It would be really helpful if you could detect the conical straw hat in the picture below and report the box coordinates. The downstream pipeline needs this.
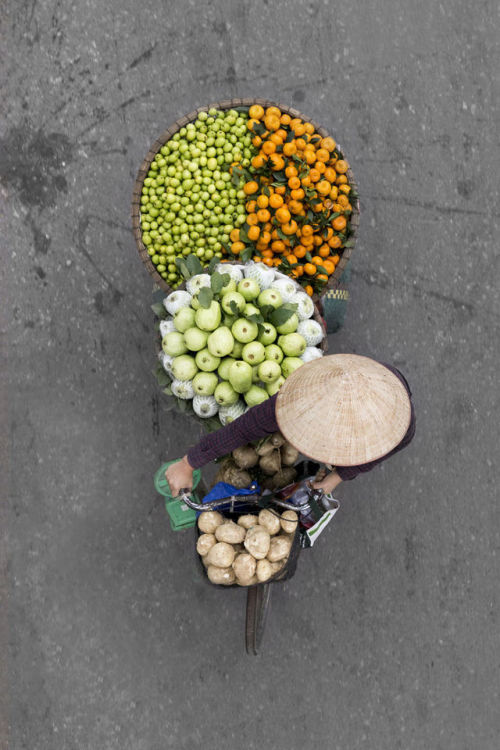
[275,354,411,466]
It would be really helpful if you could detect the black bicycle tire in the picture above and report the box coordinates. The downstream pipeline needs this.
[245,583,272,655]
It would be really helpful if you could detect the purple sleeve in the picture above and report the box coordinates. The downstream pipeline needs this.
[187,394,279,469]
[336,365,416,481]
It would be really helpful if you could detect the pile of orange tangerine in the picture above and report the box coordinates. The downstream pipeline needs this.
[226,104,356,296]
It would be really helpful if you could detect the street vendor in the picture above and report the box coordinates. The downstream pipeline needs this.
[166,354,415,496]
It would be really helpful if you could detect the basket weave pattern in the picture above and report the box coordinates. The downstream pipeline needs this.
[131,98,360,296]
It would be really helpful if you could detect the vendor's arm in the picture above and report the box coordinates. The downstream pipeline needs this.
[165,395,279,495]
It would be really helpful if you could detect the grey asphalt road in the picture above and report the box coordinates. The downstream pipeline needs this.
[2,1,500,748]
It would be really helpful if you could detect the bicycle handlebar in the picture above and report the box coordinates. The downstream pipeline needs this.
[178,489,315,513]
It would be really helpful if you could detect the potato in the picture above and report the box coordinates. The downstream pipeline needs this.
[256,559,274,583]
[244,525,271,560]
[198,511,225,534]
[270,431,286,448]
[259,451,281,475]
[258,508,281,536]
[232,553,257,583]
[232,444,259,469]
[280,510,299,534]
[215,520,246,544]
[207,565,236,585]
[280,442,299,466]
[237,514,259,530]
[206,542,236,568]
[196,533,216,557]
[267,535,292,562]
[270,560,285,575]
[269,467,297,489]
[255,438,275,456]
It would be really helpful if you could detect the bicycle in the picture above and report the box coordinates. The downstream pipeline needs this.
[179,459,340,655]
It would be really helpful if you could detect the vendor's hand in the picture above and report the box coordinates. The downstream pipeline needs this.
[311,470,342,495]
[165,455,194,497]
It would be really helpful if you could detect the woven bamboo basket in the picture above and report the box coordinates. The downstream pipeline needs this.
[131,98,360,298]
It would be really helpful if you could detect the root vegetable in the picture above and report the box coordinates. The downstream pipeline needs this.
[258,508,281,536]
[259,450,281,476]
[267,535,292,562]
[206,542,236,568]
[269,467,297,489]
[215,520,246,544]
[198,511,225,534]
[270,560,285,575]
[256,559,274,582]
[237,514,259,529]
[270,432,286,448]
[244,525,271,559]
[232,553,257,583]
[196,533,217,557]
[218,459,252,489]
[207,565,236,585]
[232,444,259,469]
[280,442,299,466]
[280,510,299,534]
[256,438,275,456]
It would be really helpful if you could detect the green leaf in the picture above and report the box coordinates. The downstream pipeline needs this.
[241,246,253,263]
[305,251,313,262]
[175,257,190,279]
[206,255,219,274]
[310,135,321,144]
[247,313,264,324]
[269,307,296,326]
[154,367,170,387]
[282,302,298,312]
[229,300,240,316]
[198,286,214,308]
[285,130,295,143]
[272,170,287,183]
[259,304,274,320]
[344,239,355,248]
[262,185,271,197]
[185,254,203,276]
[252,122,266,136]
[151,302,167,319]
[163,383,173,395]
[239,225,250,244]
[210,271,224,294]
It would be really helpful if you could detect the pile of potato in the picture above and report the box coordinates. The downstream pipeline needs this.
[214,431,299,491]
[197,507,299,586]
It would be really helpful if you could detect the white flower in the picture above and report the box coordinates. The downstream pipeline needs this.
[193,395,218,418]
[216,264,243,283]
[171,379,195,400]
[270,277,298,303]
[291,292,315,320]
[244,262,275,289]
[159,319,176,337]
[163,290,192,315]
[297,319,324,347]
[186,274,211,295]
[301,346,324,363]
[218,400,246,425]
[158,351,174,376]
